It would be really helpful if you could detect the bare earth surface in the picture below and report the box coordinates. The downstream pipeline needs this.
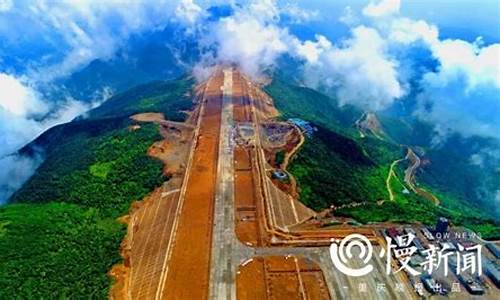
[110,68,420,300]
[158,71,224,299]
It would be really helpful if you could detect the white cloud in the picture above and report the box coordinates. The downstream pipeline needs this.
[191,0,327,80]
[2,0,178,82]
[214,16,289,77]
[0,0,12,12]
[355,2,500,140]
[300,26,404,111]
[0,73,108,203]
[0,74,48,155]
[44,97,101,127]
[0,73,47,117]
[191,0,406,111]
[175,0,204,26]
[249,0,280,23]
[387,17,500,140]
[470,147,500,168]
[0,153,43,204]
[0,109,43,157]
[194,0,292,79]
[362,0,400,18]
[339,6,359,26]
[188,0,323,80]
[0,1,180,202]
[0,73,103,157]
[388,17,439,45]
[295,35,331,64]
[414,41,500,141]
[382,14,499,91]
[430,40,500,89]
[281,3,319,24]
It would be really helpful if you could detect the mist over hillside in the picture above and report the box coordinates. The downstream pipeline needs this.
[0,0,499,211]
[0,2,499,297]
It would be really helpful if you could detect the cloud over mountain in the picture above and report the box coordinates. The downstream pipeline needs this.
[0,73,104,202]
[0,0,181,81]
[2,0,498,147]
[332,0,500,141]
[191,0,295,79]
[175,0,205,26]
[1,0,498,143]
[0,0,498,202]
[369,7,500,141]
[0,1,188,202]
[298,26,404,111]
[416,41,500,141]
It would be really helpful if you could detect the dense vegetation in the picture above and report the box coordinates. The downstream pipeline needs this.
[275,150,285,167]
[289,125,389,210]
[0,203,123,298]
[265,79,400,211]
[419,135,500,219]
[0,122,163,298]
[264,79,360,135]
[265,79,499,238]
[12,121,165,217]
[336,161,493,229]
[89,78,194,121]
[0,78,192,297]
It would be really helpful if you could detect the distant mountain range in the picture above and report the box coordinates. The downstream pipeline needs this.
[1,66,497,298]
[265,75,499,238]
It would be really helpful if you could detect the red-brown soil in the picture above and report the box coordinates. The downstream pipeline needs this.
[233,71,379,247]
[109,72,223,299]
[157,70,224,299]
[237,256,330,300]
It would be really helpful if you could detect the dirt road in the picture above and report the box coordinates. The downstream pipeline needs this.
[111,68,418,300]
[386,159,403,201]
[404,148,440,206]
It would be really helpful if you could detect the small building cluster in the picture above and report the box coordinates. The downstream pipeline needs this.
[381,217,499,297]
[288,118,316,137]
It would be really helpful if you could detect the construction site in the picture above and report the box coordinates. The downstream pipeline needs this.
[109,67,418,299]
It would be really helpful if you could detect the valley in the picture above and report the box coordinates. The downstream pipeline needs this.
[1,2,498,299]
[404,148,440,206]
[1,67,497,299]
[109,67,419,299]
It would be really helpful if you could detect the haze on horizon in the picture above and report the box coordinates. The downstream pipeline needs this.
[0,0,499,204]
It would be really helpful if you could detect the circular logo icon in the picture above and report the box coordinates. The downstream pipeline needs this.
[330,234,374,277]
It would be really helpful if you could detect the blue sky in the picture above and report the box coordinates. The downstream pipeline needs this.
[0,0,499,202]
[400,0,500,42]
[0,0,498,144]
[287,0,500,42]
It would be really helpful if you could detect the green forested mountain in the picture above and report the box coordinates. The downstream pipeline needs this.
[265,79,360,135]
[49,27,198,103]
[0,78,193,298]
[264,78,499,239]
[0,73,497,299]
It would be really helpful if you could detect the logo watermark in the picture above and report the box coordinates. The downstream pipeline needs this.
[329,233,483,277]
[329,234,374,277]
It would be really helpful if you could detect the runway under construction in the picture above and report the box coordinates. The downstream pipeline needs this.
[110,67,417,300]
